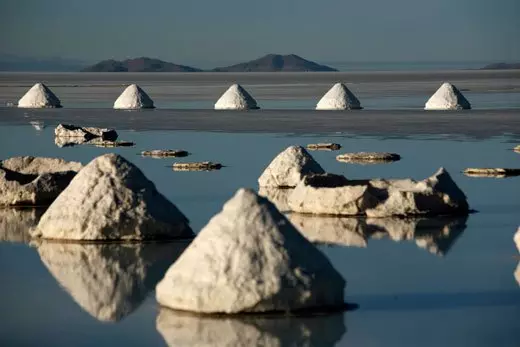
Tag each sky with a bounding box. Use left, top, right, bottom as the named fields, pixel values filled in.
left=0, top=0, right=519, bottom=67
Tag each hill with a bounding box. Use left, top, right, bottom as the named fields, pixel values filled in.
left=212, top=54, right=337, bottom=72
left=81, top=57, right=202, bottom=72
left=481, top=62, right=520, bottom=70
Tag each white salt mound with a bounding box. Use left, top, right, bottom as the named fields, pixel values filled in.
left=32, top=153, right=192, bottom=241
left=156, top=188, right=345, bottom=314
left=288, top=168, right=469, bottom=217
left=316, top=83, right=362, bottom=110
left=258, top=145, right=325, bottom=188
left=214, top=84, right=259, bottom=110
left=424, top=82, right=471, bottom=110
left=18, top=83, right=62, bottom=108
left=113, top=84, right=155, bottom=109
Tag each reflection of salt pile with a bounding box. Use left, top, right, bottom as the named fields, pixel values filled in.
left=288, top=214, right=467, bottom=256
left=35, top=242, right=189, bottom=322
left=157, top=308, right=346, bottom=347
left=287, top=213, right=368, bottom=247
left=0, top=208, right=44, bottom=243
left=515, top=263, right=520, bottom=287
left=316, top=83, right=362, bottom=110
left=113, top=84, right=155, bottom=109
left=515, top=227, right=520, bottom=253
left=369, top=217, right=467, bottom=256
left=214, top=84, right=259, bottom=110
left=18, top=83, right=62, bottom=108
left=424, top=82, right=471, bottom=110
left=30, top=121, right=45, bottom=131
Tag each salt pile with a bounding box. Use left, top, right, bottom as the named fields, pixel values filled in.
left=424, top=82, right=471, bottom=110
left=214, top=84, right=259, bottom=110
left=18, top=83, right=62, bottom=108
left=156, top=188, right=345, bottom=314
left=0, top=156, right=82, bottom=206
left=258, top=146, right=324, bottom=188
left=31, top=154, right=192, bottom=241
left=288, top=168, right=469, bottom=217
left=316, top=83, right=362, bottom=110
left=113, top=84, right=155, bottom=109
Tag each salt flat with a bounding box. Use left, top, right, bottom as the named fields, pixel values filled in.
left=0, top=70, right=519, bottom=106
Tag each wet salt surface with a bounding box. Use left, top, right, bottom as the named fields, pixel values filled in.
left=0, top=126, right=519, bottom=346
left=1, top=71, right=520, bottom=111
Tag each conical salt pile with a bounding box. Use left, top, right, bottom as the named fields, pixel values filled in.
left=113, top=84, right=155, bottom=109
left=424, top=82, right=471, bottom=110
left=156, top=188, right=345, bottom=314
left=316, top=83, right=362, bottom=110
left=258, top=145, right=325, bottom=188
left=18, top=83, right=62, bottom=108
left=214, top=84, right=259, bottom=110
left=31, top=153, right=192, bottom=241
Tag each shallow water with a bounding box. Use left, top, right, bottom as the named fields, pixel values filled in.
left=0, top=126, right=519, bottom=346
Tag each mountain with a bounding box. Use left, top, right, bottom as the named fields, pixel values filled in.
left=481, top=62, right=520, bottom=70
left=0, top=53, right=85, bottom=72
left=81, top=57, right=202, bottom=72
left=212, top=54, right=337, bottom=72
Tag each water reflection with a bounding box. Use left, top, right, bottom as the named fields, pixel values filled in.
left=0, top=207, right=45, bottom=243
left=288, top=214, right=467, bottom=256
left=515, top=262, right=520, bottom=286
left=34, top=241, right=189, bottom=322
left=157, top=308, right=346, bottom=347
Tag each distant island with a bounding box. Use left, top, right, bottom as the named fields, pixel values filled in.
left=81, top=57, right=202, bottom=72
left=212, top=54, right=337, bottom=72
left=481, top=62, right=520, bottom=70
left=80, top=54, right=337, bottom=72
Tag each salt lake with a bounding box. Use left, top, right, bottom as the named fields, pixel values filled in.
left=0, top=71, right=519, bottom=346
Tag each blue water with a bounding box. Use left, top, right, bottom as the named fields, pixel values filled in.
left=0, top=126, right=519, bottom=346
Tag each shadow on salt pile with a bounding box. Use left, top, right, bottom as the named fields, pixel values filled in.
left=33, top=241, right=189, bottom=322
left=157, top=307, right=347, bottom=347
left=287, top=213, right=468, bottom=256
left=54, top=137, right=134, bottom=148
left=0, top=207, right=45, bottom=243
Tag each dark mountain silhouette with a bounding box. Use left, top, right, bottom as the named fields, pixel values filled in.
left=481, top=62, right=520, bottom=70
left=212, top=54, right=337, bottom=72
left=81, top=57, right=202, bottom=72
